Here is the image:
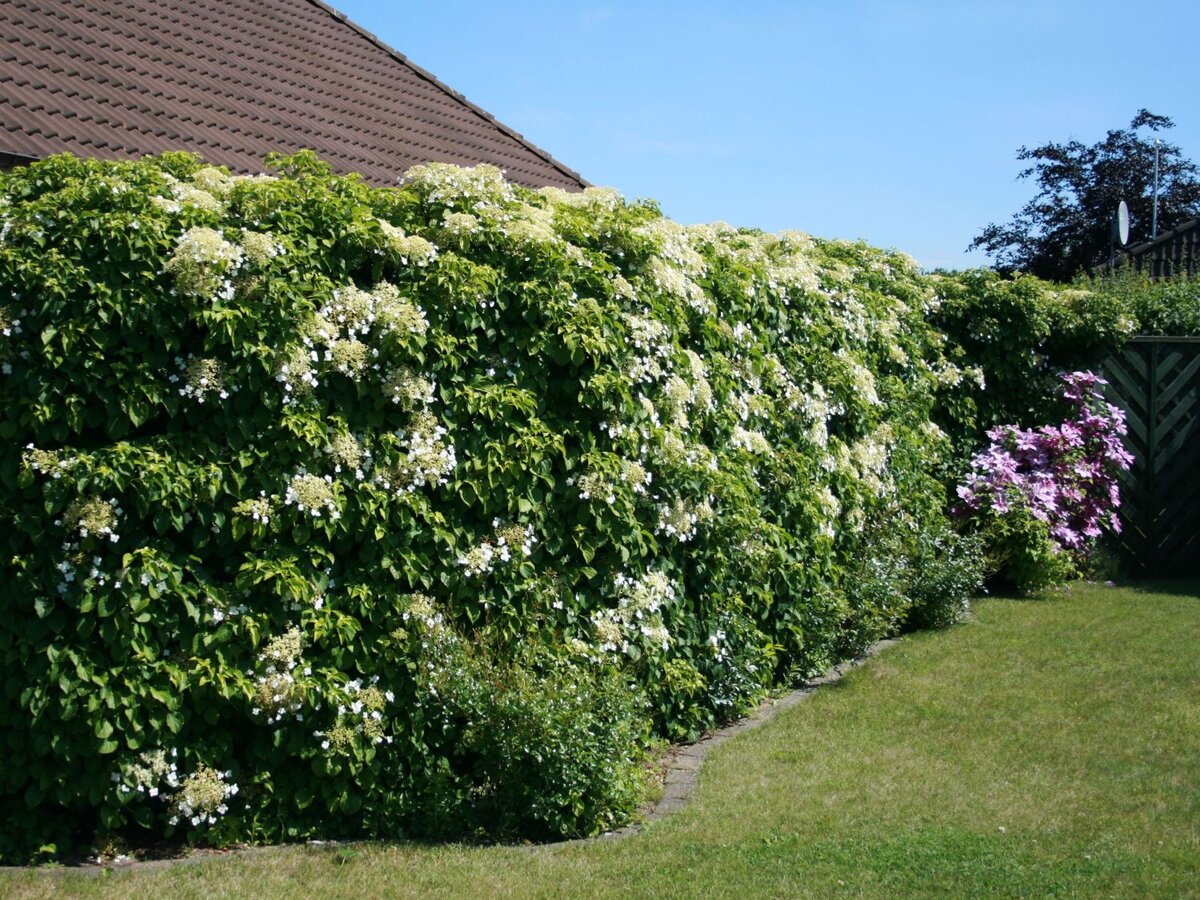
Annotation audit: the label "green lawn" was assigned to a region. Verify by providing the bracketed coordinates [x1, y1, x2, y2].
[6, 581, 1199, 898]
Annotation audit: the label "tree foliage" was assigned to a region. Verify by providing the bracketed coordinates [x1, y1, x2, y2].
[971, 110, 1200, 282]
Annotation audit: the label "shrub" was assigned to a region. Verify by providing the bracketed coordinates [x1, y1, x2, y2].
[904, 526, 987, 630]
[954, 371, 1133, 593]
[1080, 268, 1200, 336]
[0, 152, 962, 859]
[929, 269, 1135, 462]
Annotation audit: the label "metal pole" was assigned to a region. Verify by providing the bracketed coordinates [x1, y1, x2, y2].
[1152, 139, 1161, 240]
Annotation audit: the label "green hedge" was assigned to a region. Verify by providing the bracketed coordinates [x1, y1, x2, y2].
[1081, 268, 1200, 337]
[1, 153, 980, 859]
[928, 269, 1134, 462]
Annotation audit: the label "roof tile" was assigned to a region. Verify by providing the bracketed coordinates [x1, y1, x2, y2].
[0, 0, 586, 189]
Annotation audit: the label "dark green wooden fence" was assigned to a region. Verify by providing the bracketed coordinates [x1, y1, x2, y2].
[1102, 337, 1200, 576]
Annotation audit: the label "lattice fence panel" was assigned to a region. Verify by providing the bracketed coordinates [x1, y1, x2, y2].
[1102, 337, 1200, 575]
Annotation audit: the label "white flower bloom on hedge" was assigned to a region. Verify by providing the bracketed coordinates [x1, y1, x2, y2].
[615, 570, 675, 618]
[23, 444, 77, 478]
[610, 273, 636, 302]
[175, 355, 231, 402]
[253, 627, 307, 724]
[151, 195, 182, 214]
[208, 596, 250, 623]
[166, 226, 244, 300]
[493, 520, 536, 560]
[848, 427, 893, 497]
[636, 218, 707, 277]
[840, 354, 880, 405]
[644, 258, 710, 314]
[276, 346, 319, 401]
[284, 472, 339, 519]
[590, 610, 626, 654]
[169, 765, 238, 828]
[327, 431, 368, 478]
[731, 426, 773, 456]
[322, 286, 375, 336]
[456, 541, 496, 577]
[119, 748, 180, 797]
[501, 206, 559, 247]
[540, 184, 624, 213]
[0, 307, 21, 337]
[654, 497, 715, 543]
[238, 229, 284, 267]
[377, 220, 439, 266]
[438, 211, 481, 241]
[621, 459, 652, 495]
[591, 570, 679, 654]
[174, 184, 222, 212]
[63, 496, 121, 542]
[571, 468, 616, 505]
[317, 678, 394, 752]
[328, 338, 373, 376]
[190, 166, 235, 199]
[401, 161, 515, 209]
[372, 282, 429, 337]
[385, 366, 435, 408]
[376, 411, 456, 493]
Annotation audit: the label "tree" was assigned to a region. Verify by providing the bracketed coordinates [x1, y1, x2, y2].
[971, 110, 1200, 282]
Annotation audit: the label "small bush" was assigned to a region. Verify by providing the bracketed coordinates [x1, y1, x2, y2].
[904, 526, 987, 630]
[954, 372, 1132, 593]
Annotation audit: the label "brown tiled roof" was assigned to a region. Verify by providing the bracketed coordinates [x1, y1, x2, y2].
[0, 0, 587, 190]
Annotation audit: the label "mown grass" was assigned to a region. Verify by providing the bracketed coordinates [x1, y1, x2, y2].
[6, 581, 1198, 898]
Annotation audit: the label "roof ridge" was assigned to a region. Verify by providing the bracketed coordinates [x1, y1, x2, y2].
[301, 0, 587, 187]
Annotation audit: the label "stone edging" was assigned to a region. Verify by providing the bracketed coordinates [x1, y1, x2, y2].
[5, 638, 897, 874]
[552, 637, 898, 848]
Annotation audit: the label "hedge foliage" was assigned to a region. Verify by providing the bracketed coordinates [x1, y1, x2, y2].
[928, 269, 1134, 462]
[1081, 268, 1200, 337]
[2, 152, 993, 859]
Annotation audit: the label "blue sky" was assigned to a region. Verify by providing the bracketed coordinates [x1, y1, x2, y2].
[337, 1, 1199, 270]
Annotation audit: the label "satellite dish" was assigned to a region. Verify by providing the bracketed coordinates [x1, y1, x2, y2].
[1116, 200, 1130, 246]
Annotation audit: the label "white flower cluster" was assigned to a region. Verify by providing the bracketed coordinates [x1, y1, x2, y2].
[841, 352, 880, 405]
[622, 458, 652, 495]
[171, 355, 231, 403]
[115, 748, 178, 799]
[327, 431, 369, 480]
[166, 226, 243, 301]
[252, 627, 307, 724]
[401, 162, 516, 210]
[315, 677, 395, 752]
[277, 283, 427, 397]
[0, 306, 21, 337]
[376, 219, 439, 266]
[275, 345, 320, 401]
[655, 496, 714, 543]
[385, 366, 436, 408]
[170, 765, 239, 828]
[438, 211, 481, 242]
[731, 426, 774, 456]
[113, 751, 239, 830]
[238, 229, 285, 267]
[61, 495, 122, 542]
[23, 444, 78, 478]
[233, 492, 272, 525]
[284, 472, 339, 519]
[623, 311, 673, 386]
[208, 596, 250, 624]
[591, 570, 678, 654]
[456, 521, 537, 577]
[570, 467, 617, 505]
[376, 411, 456, 493]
